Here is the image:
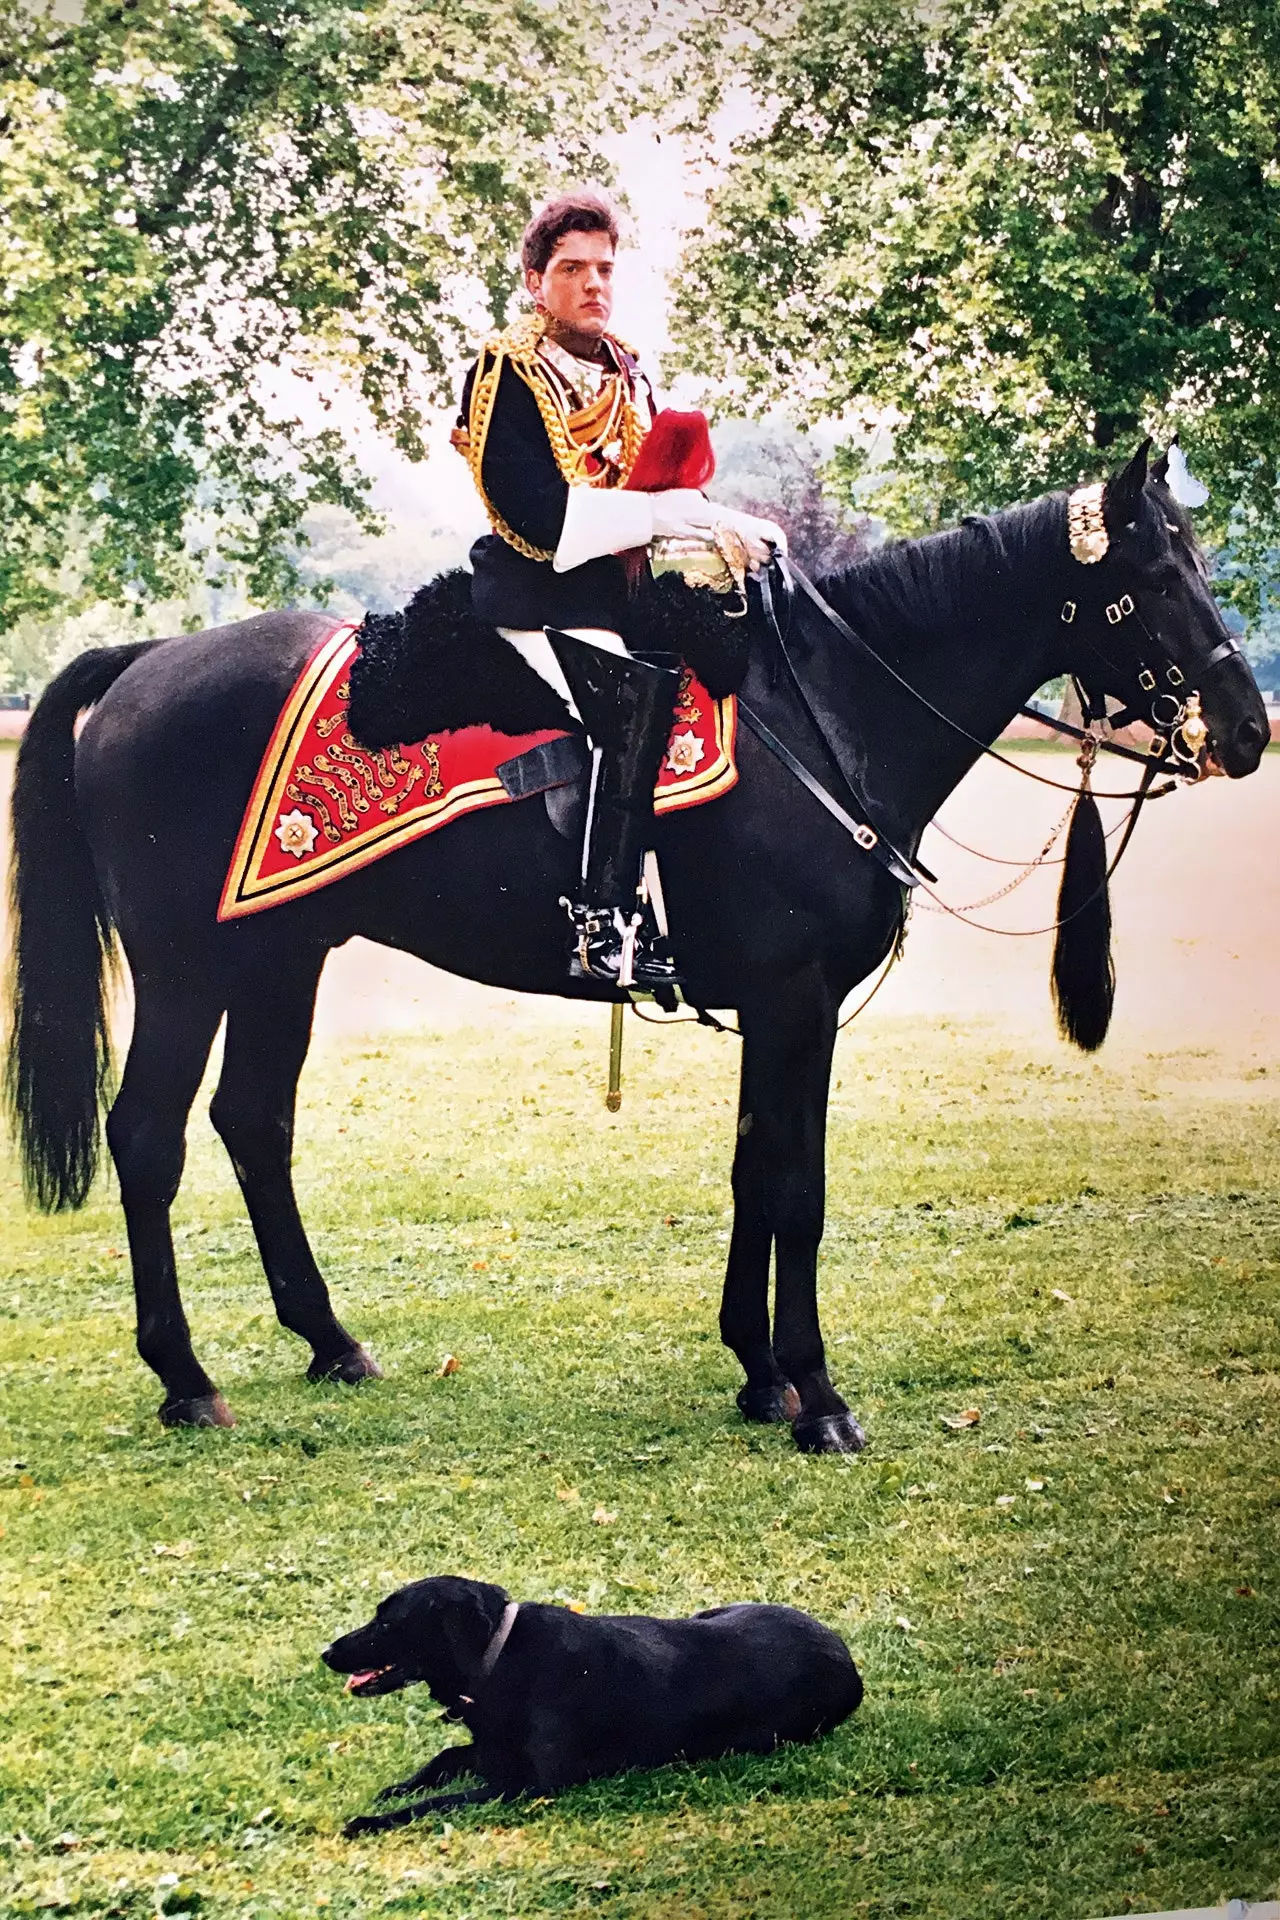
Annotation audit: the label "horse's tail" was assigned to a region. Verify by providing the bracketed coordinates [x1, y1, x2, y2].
[5, 643, 153, 1210]
[1051, 785, 1115, 1052]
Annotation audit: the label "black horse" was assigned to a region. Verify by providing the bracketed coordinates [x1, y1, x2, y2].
[5, 444, 1267, 1450]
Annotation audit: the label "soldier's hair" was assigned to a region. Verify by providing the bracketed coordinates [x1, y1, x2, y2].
[521, 190, 620, 275]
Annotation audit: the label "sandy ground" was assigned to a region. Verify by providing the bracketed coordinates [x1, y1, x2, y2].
[2, 743, 1276, 1064]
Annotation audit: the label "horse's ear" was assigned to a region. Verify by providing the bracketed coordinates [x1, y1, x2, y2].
[1150, 438, 1172, 486]
[1103, 438, 1152, 530]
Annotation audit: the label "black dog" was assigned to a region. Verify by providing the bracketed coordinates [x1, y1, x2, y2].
[323, 1575, 863, 1833]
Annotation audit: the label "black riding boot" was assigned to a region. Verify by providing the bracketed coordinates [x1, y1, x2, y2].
[543, 629, 683, 991]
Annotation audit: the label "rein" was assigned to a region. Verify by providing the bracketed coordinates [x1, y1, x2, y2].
[780, 558, 1187, 802]
[741, 499, 1238, 937]
[916, 754, 1162, 936]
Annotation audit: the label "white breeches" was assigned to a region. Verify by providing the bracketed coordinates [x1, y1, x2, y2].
[498, 626, 630, 724]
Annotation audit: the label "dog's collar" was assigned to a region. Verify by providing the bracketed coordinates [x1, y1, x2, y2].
[461, 1599, 519, 1700]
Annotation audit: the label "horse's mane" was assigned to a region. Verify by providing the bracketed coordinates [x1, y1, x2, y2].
[818, 491, 1068, 650]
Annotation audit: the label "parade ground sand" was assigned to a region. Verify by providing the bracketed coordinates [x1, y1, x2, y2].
[1, 742, 1277, 1919]
[309, 747, 1280, 1067]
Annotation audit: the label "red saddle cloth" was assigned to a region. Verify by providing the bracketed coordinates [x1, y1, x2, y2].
[218, 619, 738, 921]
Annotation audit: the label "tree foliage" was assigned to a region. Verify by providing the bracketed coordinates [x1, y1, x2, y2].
[711, 419, 872, 575]
[670, 0, 1280, 613]
[0, 0, 611, 629]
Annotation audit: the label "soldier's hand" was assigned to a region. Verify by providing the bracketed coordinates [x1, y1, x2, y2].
[650, 489, 720, 538]
[709, 505, 788, 562]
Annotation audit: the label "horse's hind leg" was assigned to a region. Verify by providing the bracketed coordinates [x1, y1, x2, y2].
[209, 947, 381, 1387]
[106, 976, 232, 1428]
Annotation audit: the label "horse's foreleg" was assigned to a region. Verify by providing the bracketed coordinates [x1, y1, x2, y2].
[106, 978, 232, 1428]
[735, 978, 866, 1455]
[721, 1101, 799, 1425]
[209, 949, 381, 1387]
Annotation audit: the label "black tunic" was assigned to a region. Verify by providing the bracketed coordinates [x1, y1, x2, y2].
[458, 356, 648, 633]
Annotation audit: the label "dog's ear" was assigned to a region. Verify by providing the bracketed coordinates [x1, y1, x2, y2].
[439, 1589, 496, 1674]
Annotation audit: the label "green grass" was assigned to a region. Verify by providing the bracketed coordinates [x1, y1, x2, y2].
[1, 1014, 1278, 1919]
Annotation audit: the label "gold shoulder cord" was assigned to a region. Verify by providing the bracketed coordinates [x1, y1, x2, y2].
[456, 311, 649, 562]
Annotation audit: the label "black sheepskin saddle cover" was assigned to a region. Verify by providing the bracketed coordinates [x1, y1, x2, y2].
[346, 568, 751, 753]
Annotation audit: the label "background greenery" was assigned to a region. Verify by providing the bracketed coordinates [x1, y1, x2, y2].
[672, 0, 1280, 621]
[0, 0, 614, 626]
[6, 0, 1280, 658]
[2, 1011, 1277, 1918]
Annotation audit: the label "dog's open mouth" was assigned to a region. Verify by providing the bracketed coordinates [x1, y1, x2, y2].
[344, 1664, 406, 1697]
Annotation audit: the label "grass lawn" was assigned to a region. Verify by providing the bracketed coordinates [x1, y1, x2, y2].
[1, 1010, 1277, 1919]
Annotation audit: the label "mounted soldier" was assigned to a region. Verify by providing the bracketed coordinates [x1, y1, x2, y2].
[452, 188, 785, 989]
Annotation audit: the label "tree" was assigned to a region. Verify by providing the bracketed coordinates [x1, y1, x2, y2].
[711, 418, 872, 575]
[669, 0, 1280, 614]
[0, 0, 610, 630]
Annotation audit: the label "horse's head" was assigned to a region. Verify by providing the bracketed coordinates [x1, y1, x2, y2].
[1056, 441, 1268, 778]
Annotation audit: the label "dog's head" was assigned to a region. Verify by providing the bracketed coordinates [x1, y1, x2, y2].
[322, 1575, 511, 1708]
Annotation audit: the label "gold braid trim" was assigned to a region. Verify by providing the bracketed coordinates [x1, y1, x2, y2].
[457, 310, 650, 561]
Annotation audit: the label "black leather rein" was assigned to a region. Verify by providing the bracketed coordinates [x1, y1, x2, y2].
[736, 562, 935, 890]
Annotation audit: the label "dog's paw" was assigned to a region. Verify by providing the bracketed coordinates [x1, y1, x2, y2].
[343, 1812, 385, 1839]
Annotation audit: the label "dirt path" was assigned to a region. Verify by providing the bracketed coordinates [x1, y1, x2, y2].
[3, 743, 1275, 1061]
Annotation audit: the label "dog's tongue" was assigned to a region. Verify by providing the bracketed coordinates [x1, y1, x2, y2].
[344, 1670, 379, 1693]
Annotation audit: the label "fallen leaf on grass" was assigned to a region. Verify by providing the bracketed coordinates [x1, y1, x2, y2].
[1050, 1288, 1075, 1304]
[556, 1486, 580, 1504]
[437, 1354, 459, 1377]
[152, 1540, 194, 1558]
[471, 1259, 488, 1272]
[663, 1214, 679, 1226]
[940, 1408, 981, 1430]
[995, 1494, 1016, 1507]
[894, 1615, 914, 1633]
[1235, 1584, 1256, 1598]
[592, 1505, 617, 1526]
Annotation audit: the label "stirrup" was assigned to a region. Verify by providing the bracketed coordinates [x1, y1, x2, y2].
[561, 900, 683, 990]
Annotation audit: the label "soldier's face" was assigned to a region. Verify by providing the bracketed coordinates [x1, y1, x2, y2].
[525, 231, 615, 342]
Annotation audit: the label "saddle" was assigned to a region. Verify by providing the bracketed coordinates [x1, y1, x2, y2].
[217, 572, 747, 923]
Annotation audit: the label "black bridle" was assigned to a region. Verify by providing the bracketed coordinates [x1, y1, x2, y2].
[1058, 580, 1241, 765]
[739, 500, 1245, 887]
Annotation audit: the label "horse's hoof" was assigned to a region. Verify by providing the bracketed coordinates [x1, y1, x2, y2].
[793, 1411, 868, 1455]
[737, 1381, 801, 1424]
[308, 1344, 383, 1386]
[159, 1391, 236, 1430]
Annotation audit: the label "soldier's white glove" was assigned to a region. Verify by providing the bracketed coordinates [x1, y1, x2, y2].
[649, 489, 720, 538]
[650, 493, 788, 560]
[554, 488, 656, 571]
[706, 503, 788, 561]
[554, 485, 788, 573]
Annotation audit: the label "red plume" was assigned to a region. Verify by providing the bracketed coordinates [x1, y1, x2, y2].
[621, 409, 716, 590]
[625, 409, 716, 493]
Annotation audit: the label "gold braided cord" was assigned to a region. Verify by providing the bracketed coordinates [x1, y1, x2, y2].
[465, 357, 556, 560]
[458, 310, 651, 560]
